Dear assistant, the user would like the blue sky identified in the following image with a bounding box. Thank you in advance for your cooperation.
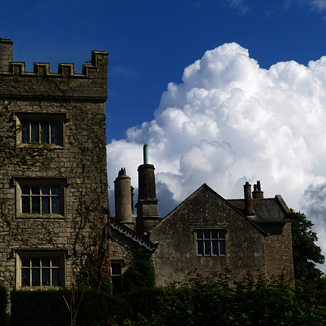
[3,0,326,267]
[2,0,326,142]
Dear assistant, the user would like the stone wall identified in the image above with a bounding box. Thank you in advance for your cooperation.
[150,185,267,287]
[263,223,294,281]
[0,43,109,292]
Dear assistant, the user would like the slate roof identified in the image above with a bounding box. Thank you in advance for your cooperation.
[110,218,158,251]
[228,195,291,224]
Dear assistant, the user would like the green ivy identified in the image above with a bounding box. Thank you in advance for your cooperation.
[122,248,155,292]
[0,100,53,166]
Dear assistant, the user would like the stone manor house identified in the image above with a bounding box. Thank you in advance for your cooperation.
[0,38,294,295]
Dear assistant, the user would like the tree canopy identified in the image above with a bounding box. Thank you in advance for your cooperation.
[290,209,325,287]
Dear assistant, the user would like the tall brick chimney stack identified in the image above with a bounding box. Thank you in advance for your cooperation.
[244,182,254,216]
[252,180,264,199]
[0,38,13,72]
[114,168,134,229]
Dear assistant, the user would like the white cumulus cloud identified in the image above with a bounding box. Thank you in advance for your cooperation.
[107,42,326,269]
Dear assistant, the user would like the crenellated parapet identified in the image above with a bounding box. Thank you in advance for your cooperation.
[0,38,108,101]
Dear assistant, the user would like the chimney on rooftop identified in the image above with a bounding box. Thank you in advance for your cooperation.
[114,168,134,229]
[252,180,264,199]
[244,182,254,216]
[0,38,13,72]
[136,144,159,236]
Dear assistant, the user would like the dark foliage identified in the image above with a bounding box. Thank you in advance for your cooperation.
[0,283,7,326]
[122,248,155,292]
[290,210,325,287]
[154,274,326,326]
[10,288,131,326]
[78,288,131,326]
[77,258,112,295]
[127,287,164,321]
[11,289,69,326]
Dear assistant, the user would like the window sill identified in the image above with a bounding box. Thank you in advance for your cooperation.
[16,214,65,219]
[17,143,64,150]
[18,286,63,291]
[197,255,227,257]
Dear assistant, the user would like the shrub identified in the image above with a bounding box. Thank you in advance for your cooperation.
[0,283,7,326]
[11,289,69,326]
[157,274,326,326]
[122,249,155,292]
[127,287,163,321]
[11,288,132,326]
[78,288,131,326]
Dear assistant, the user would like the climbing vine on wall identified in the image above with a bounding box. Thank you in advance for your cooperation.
[0,100,52,166]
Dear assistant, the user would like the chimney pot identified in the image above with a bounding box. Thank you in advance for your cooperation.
[252,180,264,199]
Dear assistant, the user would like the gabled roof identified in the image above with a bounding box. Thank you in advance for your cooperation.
[110,218,158,251]
[228,195,290,223]
[158,183,267,235]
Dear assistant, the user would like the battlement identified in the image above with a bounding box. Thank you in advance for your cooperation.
[0,38,108,101]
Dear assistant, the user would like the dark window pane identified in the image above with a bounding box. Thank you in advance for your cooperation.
[32,197,40,214]
[41,122,49,143]
[51,122,58,144]
[51,187,59,195]
[204,231,210,239]
[22,196,30,213]
[42,258,50,267]
[42,187,49,195]
[52,197,59,214]
[22,269,30,286]
[32,187,39,195]
[52,269,59,286]
[32,258,40,267]
[212,240,218,255]
[196,231,203,239]
[219,231,225,239]
[197,240,203,255]
[52,258,59,267]
[42,269,50,286]
[21,258,30,267]
[22,122,29,143]
[31,122,39,142]
[32,269,40,286]
[111,263,122,275]
[42,197,50,214]
[220,241,226,255]
[212,231,218,239]
[21,186,30,194]
[204,240,211,255]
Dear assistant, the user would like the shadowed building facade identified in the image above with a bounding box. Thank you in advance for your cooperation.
[111,146,294,288]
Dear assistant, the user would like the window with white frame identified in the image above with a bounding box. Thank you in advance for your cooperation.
[15,178,66,218]
[15,113,65,146]
[16,251,65,289]
[196,230,226,256]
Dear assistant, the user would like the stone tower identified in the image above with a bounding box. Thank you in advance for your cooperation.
[0,38,109,292]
